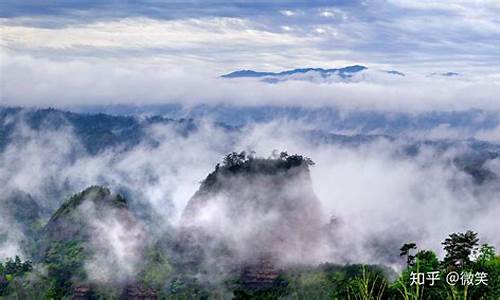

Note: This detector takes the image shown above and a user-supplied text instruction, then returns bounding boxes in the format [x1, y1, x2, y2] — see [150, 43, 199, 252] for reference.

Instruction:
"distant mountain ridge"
[67, 104, 499, 136]
[221, 65, 467, 83]
[1, 106, 499, 186]
[0, 107, 198, 155]
[221, 65, 369, 80]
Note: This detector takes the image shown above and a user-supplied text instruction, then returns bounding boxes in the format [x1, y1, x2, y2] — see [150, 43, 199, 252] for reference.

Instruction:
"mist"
[3, 54, 500, 113]
[80, 199, 149, 284]
[1, 114, 499, 281]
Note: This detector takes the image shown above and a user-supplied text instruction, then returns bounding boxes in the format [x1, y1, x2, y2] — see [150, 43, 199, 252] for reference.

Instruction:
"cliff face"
[178, 152, 325, 282]
[240, 254, 279, 290]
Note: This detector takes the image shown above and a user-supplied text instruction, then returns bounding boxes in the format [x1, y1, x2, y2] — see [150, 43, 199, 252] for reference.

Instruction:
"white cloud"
[2, 53, 500, 112]
[280, 10, 300, 17]
[1, 1, 499, 79]
[314, 27, 326, 34]
[319, 11, 335, 17]
[0, 17, 309, 55]
[81, 200, 148, 283]
[318, 8, 346, 19]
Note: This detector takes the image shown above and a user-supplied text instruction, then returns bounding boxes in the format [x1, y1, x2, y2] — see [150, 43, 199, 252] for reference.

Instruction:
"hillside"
[36, 186, 151, 298]
[42, 186, 128, 244]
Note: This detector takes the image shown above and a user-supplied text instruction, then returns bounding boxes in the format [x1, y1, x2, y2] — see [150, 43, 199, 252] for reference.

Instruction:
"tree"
[2, 256, 32, 276]
[391, 250, 446, 300]
[223, 151, 248, 168]
[442, 230, 479, 269]
[400, 243, 417, 268]
[476, 243, 496, 267]
[0, 256, 33, 296]
[414, 250, 440, 271]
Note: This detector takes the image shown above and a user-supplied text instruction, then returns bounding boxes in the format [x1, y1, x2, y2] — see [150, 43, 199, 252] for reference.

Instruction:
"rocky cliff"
[178, 152, 325, 287]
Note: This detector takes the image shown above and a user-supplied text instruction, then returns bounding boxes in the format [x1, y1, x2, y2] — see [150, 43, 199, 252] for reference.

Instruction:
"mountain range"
[221, 65, 460, 83]
[221, 65, 371, 81]
[1, 107, 499, 183]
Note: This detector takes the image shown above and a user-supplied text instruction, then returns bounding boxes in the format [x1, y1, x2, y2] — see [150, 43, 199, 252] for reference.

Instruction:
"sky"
[1, 0, 500, 108]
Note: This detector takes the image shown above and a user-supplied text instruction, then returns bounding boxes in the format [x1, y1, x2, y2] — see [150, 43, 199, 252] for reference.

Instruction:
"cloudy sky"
[1, 0, 500, 108]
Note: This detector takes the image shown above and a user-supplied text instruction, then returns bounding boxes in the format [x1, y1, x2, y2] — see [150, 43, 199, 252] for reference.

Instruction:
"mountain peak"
[41, 185, 131, 249]
[178, 151, 324, 274]
[49, 186, 127, 222]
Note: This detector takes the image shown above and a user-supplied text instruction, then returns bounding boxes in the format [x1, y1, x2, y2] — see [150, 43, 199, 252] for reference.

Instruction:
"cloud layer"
[2, 53, 500, 112]
[2, 0, 499, 74]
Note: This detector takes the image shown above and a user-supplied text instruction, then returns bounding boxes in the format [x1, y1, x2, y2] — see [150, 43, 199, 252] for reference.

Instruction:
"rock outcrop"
[121, 284, 158, 300]
[178, 152, 325, 287]
[240, 254, 280, 290]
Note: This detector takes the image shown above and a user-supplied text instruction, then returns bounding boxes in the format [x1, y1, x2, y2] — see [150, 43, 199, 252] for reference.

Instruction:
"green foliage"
[287, 270, 333, 299]
[476, 243, 496, 265]
[220, 151, 314, 174]
[391, 250, 448, 300]
[0, 256, 33, 296]
[201, 151, 315, 192]
[400, 243, 417, 268]
[415, 250, 441, 272]
[164, 276, 210, 299]
[347, 266, 388, 300]
[50, 186, 118, 221]
[391, 231, 500, 300]
[43, 240, 86, 299]
[2, 183, 500, 300]
[139, 249, 173, 290]
[479, 255, 500, 299]
[0, 256, 32, 276]
[441, 230, 479, 270]
[278, 264, 391, 300]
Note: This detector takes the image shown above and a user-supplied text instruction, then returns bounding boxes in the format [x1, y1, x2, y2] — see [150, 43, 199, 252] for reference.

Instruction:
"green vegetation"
[390, 232, 500, 300]
[0, 256, 33, 297]
[43, 241, 87, 299]
[1, 173, 499, 299]
[282, 264, 391, 300]
[139, 249, 173, 290]
[201, 151, 314, 191]
[4, 229, 499, 299]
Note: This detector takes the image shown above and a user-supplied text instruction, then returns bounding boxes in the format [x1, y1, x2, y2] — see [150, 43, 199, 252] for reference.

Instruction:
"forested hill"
[73, 104, 500, 135]
[0, 107, 198, 154]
